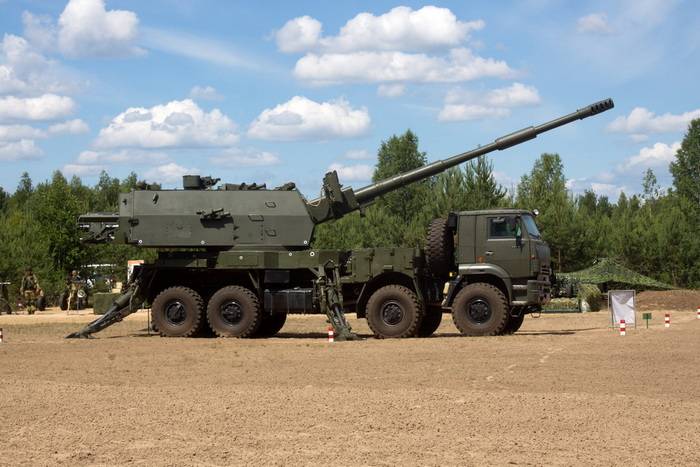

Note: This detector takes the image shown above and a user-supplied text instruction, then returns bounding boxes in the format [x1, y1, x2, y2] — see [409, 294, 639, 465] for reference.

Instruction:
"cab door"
[475, 215, 531, 280]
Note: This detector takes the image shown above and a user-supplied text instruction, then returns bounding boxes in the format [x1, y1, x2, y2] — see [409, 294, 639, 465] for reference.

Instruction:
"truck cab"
[439, 209, 551, 335]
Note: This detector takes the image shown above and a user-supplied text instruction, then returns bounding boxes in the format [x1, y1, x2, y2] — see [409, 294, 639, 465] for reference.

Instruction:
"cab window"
[488, 216, 517, 238]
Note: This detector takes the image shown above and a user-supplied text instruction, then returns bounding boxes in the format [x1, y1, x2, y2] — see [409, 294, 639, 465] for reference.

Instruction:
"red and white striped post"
[664, 313, 671, 328]
[0, 327, 4, 343]
[327, 325, 334, 343]
[696, 307, 700, 320]
[619, 319, 626, 336]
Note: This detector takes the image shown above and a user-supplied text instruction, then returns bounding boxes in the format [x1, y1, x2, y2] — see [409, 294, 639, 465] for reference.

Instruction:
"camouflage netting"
[557, 258, 674, 293]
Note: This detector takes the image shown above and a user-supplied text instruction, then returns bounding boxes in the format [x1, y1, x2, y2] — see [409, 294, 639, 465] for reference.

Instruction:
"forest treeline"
[1, 120, 698, 302]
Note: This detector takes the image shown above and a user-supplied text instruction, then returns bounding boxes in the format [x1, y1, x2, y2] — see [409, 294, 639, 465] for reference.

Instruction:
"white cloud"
[608, 107, 700, 135]
[0, 94, 75, 122]
[57, 0, 143, 57]
[0, 139, 43, 161]
[248, 96, 370, 141]
[439, 105, 509, 121]
[64, 148, 171, 178]
[189, 85, 223, 101]
[0, 34, 78, 96]
[345, 149, 373, 160]
[76, 149, 169, 165]
[482, 82, 541, 107]
[566, 177, 626, 197]
[279, 7, 510, 86]
[294, 48, 513, 85]
[278, 7, 483, 53]
[377, 84, 405, 98]
[142, 27, 260, 69]
[590, 182, 625, 197]
[145, 162, 198, 183]
[0, 124, 45, 141]
[21, 12, 57, 52]
[95, 99, 239, 149]
[328, 163, 374, 182]
[622, 142, 681, 169]
[577, 13, 612, 34]
[210, 148, 281, 167]
[438, 82, 540, 121]
[276, 16, 322, 53]
[63, 163, 105, 176]
[48, 118, 89, 135]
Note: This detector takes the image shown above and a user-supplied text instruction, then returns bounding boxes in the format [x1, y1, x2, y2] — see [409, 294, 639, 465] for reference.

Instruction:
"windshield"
[522, 215, 541, 239]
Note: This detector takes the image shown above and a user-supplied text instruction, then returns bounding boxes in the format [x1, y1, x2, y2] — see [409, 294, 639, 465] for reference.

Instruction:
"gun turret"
[78, 98, 613, 250]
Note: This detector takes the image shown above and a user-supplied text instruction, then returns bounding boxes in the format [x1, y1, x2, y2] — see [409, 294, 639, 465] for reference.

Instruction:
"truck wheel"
[451, 283, 509, 336]
[152, 286, 205, 337]
[206, 286, 261, 338]
[426, 218, 454, 279]
[416, 306, 443, 337]
[254, 313, 287, 337]
[503, 313, 525, 335]
[366, 285, 423, 338]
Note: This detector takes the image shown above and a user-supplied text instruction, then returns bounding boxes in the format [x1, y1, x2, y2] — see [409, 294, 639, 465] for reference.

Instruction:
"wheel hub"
[220, 300, 243, 326]
[164, 300, 187, 325]
[467, 298, 491, 323]
[381, 300, 404, 326]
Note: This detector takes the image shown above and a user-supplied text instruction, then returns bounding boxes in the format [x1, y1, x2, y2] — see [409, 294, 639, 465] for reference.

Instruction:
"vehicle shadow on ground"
[109, 327, 601, 339]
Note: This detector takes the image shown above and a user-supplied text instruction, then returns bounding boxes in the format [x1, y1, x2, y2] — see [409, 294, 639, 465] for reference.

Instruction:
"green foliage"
[0, 170, 153, 305]
[670, 119, 700, 207]
[577, 283, 603, 311]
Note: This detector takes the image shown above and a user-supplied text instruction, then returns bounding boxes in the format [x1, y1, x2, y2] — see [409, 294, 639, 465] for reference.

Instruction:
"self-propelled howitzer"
[79, 98, 614, 250]
[68, 98, 614, 340]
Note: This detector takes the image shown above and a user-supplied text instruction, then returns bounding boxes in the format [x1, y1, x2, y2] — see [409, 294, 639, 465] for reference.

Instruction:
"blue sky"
[0, 0, 698, 199]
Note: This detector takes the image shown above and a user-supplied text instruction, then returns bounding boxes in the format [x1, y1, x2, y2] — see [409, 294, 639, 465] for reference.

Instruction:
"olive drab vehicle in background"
[67, 99, 614, 340]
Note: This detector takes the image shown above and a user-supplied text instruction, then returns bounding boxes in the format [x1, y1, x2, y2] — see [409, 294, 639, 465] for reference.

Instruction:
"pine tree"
[670, 118, 700, 208]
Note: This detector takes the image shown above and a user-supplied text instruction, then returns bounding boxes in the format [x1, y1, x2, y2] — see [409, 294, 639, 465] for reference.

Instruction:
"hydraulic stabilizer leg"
[316, 266, 360, 341]
[65, 284, 143, 338]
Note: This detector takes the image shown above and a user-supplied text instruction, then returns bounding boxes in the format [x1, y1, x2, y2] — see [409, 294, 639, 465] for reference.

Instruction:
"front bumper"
[526, 278, 551, 305]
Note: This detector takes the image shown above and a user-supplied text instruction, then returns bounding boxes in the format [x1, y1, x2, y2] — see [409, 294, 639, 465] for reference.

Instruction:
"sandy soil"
[1, 307, 699, 466]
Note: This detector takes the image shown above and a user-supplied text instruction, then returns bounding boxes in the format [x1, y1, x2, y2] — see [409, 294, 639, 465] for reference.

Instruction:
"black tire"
[59, 292, 68, 311]
[254, 313, 287, 337]
[206, 286, 261, 338]
[416, 306, 443, 337]
[366, 285, 423, 338]
[152, 286, 205, 337]
[426, 218, 454, 279]
[451, 283, 509, 336]
[503, 312, 525, 335]
[36, 296, 46, 311]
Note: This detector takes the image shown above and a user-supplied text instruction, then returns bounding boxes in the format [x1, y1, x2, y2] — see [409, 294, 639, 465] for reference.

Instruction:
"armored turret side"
[117, 189, 314, 248]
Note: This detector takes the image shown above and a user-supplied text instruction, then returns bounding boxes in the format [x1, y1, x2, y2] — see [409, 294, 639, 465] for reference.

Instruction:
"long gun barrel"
[353, 98, 614, 204]
[306, 98, 613, 223]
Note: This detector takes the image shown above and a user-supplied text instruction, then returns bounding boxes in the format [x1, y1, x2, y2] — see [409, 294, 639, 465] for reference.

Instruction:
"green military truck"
[67, 99, 613, 340]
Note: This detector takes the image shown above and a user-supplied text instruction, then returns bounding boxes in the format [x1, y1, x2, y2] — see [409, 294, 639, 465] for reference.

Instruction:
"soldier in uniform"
[67, 270, 83, 311]
[20, 268, 40, 315]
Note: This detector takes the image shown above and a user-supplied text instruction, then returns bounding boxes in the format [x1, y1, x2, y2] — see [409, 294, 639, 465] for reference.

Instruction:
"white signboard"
[609, 290, 636, 326]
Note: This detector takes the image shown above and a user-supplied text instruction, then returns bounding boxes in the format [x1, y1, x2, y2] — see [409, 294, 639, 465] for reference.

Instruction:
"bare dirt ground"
[1, 306, 699, 466]
[636, 289, 700, 311]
